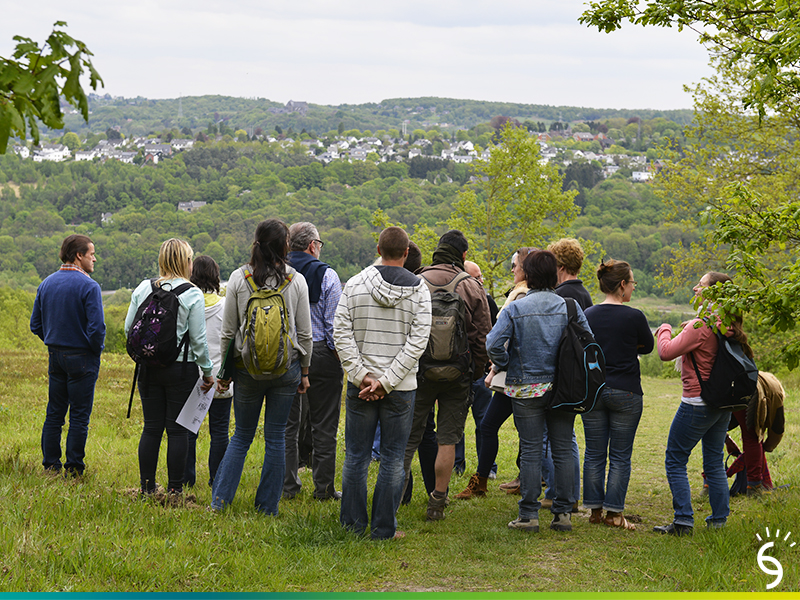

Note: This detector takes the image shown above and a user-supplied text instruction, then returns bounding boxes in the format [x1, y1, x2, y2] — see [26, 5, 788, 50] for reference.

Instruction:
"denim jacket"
[486, 289, 591, 385]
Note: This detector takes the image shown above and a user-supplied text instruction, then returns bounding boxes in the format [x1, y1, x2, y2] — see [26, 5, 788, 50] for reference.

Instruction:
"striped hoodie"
[334, 265, 431, 393]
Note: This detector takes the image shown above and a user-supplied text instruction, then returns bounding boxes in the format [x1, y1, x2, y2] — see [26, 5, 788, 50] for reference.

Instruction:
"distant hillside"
[60, 95, 695, 138]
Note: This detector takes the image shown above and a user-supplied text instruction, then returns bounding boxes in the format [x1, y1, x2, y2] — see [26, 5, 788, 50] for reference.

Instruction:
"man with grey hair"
[283, 222, 344, 500]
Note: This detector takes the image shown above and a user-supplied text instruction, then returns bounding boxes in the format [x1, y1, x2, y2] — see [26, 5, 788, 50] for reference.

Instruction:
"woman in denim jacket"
[486, 250, 591, 532]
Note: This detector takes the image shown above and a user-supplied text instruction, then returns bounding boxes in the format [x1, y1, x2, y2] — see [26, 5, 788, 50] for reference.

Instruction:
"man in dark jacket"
[30, 234, 105, 476]
[402, 230, 491, 521]
[284, 222, 344, 500]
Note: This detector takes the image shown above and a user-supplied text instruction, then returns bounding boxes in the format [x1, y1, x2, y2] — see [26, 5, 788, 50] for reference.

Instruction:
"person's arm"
[333, 282, 369, 387]
[485, 307, 513, 371]
[184, 288, 213, 377]
[321, 269, 342, 351]
[293, 274, 313, 370]
[377, 285, 432, 394]
[464, 278, 491, 373]
[124, 279, 148, 336]
[635, 310, 655, 355]
[85, 283, 106, 354]
[30, 287, 43, 340]
[575, 302, 593, 335]
[656, 318, 706, 361]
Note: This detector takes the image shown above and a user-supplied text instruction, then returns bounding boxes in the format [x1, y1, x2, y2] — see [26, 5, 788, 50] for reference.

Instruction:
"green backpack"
[239, 266, 295, 379]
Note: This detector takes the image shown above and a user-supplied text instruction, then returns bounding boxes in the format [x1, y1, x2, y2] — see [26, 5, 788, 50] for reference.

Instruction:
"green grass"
[0, 349, 798, 592]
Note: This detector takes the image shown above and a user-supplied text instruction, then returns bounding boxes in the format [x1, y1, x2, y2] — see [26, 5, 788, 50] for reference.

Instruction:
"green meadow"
[0, 348, 797, 592]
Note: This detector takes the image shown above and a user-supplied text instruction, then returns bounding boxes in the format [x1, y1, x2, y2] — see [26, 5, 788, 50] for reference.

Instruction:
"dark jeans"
[455, 377, 497, 475]
[476, 391, 513, 477]
[185, 395, 233, 487]
[42, 346, 100, 474]
[341, 384, 415, 540]
[284, 343, 343, 498]
[138, 362, 197, 493]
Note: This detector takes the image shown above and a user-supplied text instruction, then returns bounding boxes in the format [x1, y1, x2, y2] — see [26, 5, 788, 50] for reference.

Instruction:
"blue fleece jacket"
[30, 268, 106, 355]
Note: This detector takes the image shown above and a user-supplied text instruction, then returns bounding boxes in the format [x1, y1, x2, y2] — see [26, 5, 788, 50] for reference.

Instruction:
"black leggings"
[138, 362, 197, 493]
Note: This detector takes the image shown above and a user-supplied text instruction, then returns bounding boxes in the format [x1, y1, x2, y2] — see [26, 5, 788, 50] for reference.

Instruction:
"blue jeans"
[665, 402, 730, 527]
[511, 395, 576, 519]
[542, 427, 580, 502]
[581, 388, 643, 512]
[210, 361, 300, 515]
[185, 396, 233, 487]
[42, 347, 100, 474]
[341, 384, 414, 540]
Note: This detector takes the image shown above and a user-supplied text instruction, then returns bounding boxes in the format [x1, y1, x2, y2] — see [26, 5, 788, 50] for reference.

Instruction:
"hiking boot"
[508, 517, 539, 532]
[653, 522, 693, 536]
[454, 474, 488, 500]
[550, 512, 572, 532]
[499, 476, 520, 491]
[540, 498, 553, 509]
[426, 492, 448, 521]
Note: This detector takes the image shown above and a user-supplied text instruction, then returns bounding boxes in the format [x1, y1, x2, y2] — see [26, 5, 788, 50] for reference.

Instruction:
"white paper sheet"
[176, 377, 216, 434]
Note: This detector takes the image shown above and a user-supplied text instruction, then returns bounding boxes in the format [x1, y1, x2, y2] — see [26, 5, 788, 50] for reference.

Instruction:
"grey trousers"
[284, 342, 344, 498]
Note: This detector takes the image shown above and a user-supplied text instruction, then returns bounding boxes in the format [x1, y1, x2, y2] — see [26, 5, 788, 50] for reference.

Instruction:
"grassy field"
[0, 348, 798, 592]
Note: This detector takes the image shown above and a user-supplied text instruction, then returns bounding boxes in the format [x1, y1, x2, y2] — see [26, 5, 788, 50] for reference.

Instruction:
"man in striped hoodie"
[334, 227, 432, 540]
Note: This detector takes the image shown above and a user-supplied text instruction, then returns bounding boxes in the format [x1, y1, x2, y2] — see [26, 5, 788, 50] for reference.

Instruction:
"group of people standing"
[30, 223, 773, 541]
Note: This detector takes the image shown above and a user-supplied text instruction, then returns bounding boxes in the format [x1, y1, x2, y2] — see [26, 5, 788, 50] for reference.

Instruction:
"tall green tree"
[448, 123, 578, 295]
[0, 22, 103, 153]
[580, 0, 800, 119]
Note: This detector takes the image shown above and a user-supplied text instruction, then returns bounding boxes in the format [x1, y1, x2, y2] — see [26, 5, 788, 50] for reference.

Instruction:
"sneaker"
[508, 518, 539, 532]
[653, 522, 693, 536]
[488, 471, 497, 480]
[550, 512, 572, 531]
[426, 492, 448, 521]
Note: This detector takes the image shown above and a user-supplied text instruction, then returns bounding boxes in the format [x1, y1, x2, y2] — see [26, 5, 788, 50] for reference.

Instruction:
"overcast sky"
[2, 0, 714, 111]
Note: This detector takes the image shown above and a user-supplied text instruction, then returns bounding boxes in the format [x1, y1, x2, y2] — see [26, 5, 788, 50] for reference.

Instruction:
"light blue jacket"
[486, 289, 592, 385]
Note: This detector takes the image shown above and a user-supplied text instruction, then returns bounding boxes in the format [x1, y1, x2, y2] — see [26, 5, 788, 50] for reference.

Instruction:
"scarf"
[431, 243, 465, 271]
[288, 250, 329, 304]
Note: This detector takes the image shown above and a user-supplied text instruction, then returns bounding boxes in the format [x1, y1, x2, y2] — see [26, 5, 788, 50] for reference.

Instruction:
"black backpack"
[125, 280, 193, 417]
[547, 298, 606, 414]
[689, 329, 758, 411]
[418, 270, 472, 382]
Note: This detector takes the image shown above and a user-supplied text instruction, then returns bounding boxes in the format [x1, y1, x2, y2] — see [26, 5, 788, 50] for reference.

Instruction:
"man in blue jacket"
[30, 234, 105, 476]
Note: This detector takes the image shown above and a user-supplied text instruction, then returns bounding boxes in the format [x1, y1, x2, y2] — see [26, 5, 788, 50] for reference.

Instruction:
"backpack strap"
[242, 266, 293, 293]
[564, 297, 577, 323]
[420, 270, 471, 294]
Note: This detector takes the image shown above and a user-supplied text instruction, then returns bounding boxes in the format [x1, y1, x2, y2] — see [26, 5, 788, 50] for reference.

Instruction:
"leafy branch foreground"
[0, 350, 798, 592]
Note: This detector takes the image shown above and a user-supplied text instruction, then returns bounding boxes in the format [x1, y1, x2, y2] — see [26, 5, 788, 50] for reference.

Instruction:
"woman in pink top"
[652, 272, 751, 535]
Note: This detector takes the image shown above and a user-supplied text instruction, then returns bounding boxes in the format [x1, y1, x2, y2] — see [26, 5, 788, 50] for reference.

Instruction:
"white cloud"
[0, 0, 713, 109]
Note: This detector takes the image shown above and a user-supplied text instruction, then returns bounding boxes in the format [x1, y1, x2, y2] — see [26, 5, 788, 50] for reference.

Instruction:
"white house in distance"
[631, 171, 653, 182]
[33, 144, 71, 162]
[12, 145, 30, 159]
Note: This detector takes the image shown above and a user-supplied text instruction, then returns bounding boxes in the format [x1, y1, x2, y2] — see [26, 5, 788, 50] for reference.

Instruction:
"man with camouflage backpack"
[402, 230, 492, 521]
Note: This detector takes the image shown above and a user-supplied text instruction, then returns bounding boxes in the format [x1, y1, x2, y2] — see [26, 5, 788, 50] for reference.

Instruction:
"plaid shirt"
[59, 264, 91, 277]
[311, 267, 342, 350]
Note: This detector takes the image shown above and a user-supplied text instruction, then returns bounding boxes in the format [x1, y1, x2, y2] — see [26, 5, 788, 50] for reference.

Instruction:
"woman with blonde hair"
[582, 259, 653, 530]
[125, 238, 214, 497]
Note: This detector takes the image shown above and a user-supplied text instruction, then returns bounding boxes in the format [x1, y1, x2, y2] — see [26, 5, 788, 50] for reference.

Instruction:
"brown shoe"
[426, 492, 448, 521]
[499, 476, 520, 491]
[454, 474, 488, 500]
